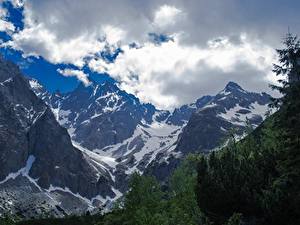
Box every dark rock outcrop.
[175,82,271,154]
[0,57,114,217]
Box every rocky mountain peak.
[225,81,243,89]
[220,81,248,96]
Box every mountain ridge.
[29,76,272,183]
[0,56,273,217]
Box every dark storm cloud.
[170,0,300,46]
[20,0,300,45]
[160,62,275,106]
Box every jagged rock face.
[0,57,115,217]
[166,95,214,126]
[30,79,179,179]
[175,82,271,154]
[40,81,164,150]
[27,108,113,198]
[0,59,45,180]
[175,107,235,154]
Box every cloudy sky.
[0,0,299,109]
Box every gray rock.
[0,57,115,218]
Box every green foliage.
[167,154,206,225]
[118,159,209,225]
[271,33,300,106]
[122,172,166,225]
[96,158,209,225]
[223,213,242,225]
[0,217,15,225]
[124,172,164,212]
[263,33,300,225]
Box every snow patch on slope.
[218,102,268,126]
[29,80,43,90]
[0,155,39,189]
[95,119,183,175]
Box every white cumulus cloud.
[5,2,127,67]
[153,5,183,28]
[7,22,106,67]
[57,68,91,86]
[0,19,15,33]
[0,6,15,34]
[102,25,126,46]
[10,0,24,8]
[89,34,276,109]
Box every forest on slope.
[1,34,300,225]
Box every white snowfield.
[95,119,183,175]
[70,114,183,176]
[218,101,269,127]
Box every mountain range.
[0,57,272,218]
